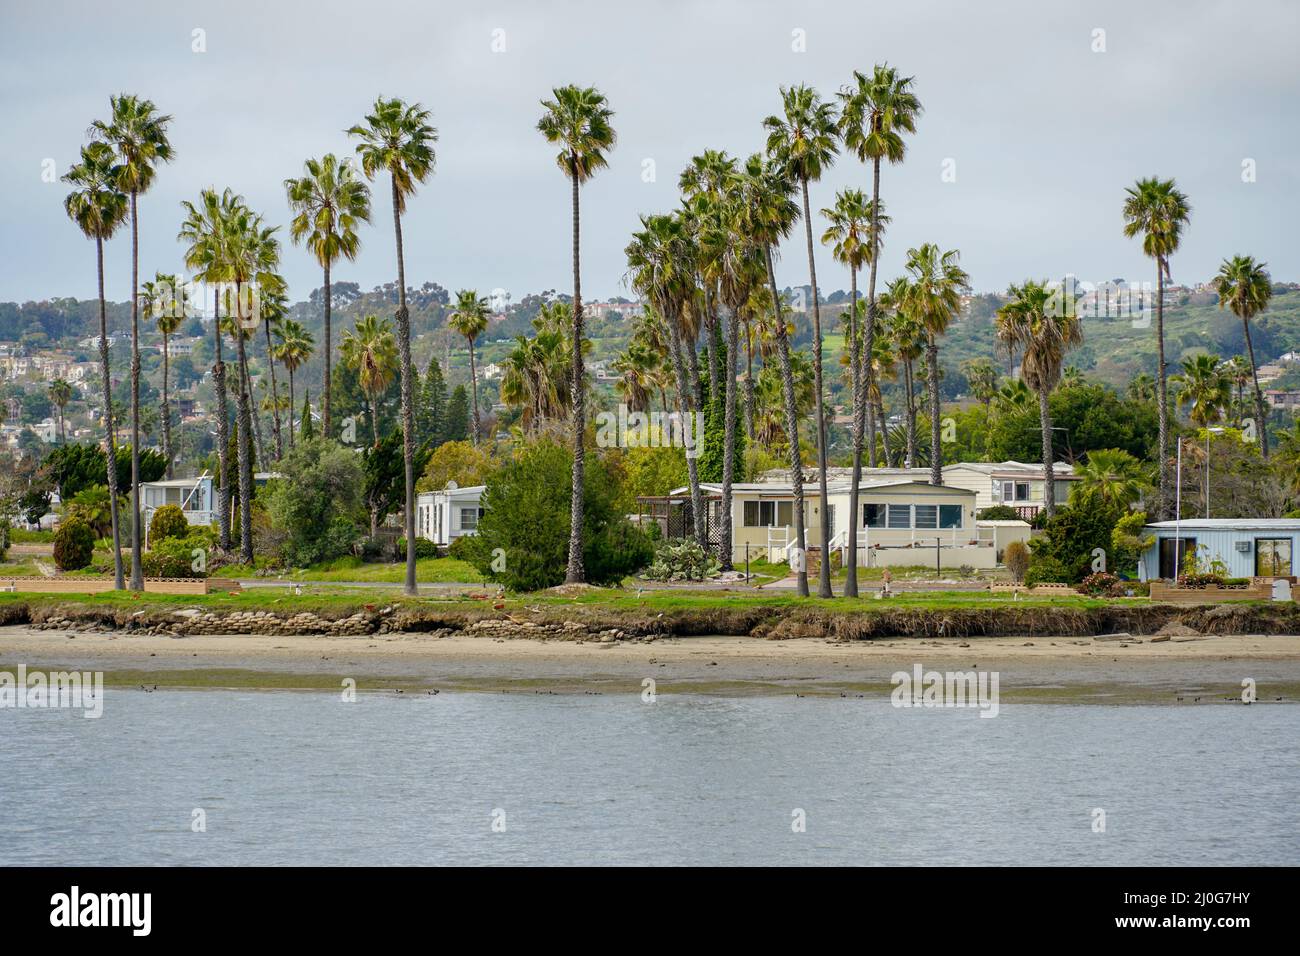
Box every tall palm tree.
[625,213,707,547]
[821,188,886,595]
[995,279,1083,517]
[178,188,238,550]
[284,153,371,439]
[961,357,998,458]
[679,150,737,398]
[48,379,73,444]
[273,319,314,451]
[612,341,657,414]
[63,142,128,588]
[349,97,437,598]
[537,85,617,584]
[764,85,839,597]
[448,290,491,443]
[341,314,398,450]
[223,202,282,563]
[1223,354,1253,423]
[256,284,290,460]
[735,153,809,595]
[91,93,174,589]
[900,244,970,486]
[142,272,184,477]
[1122,177,1192,516]
[1212,255,1273,456]
[1172,354,1232,429]
[839,63,921,467]
[866,322,897,465]
[881,280,923,467]
[1127,372,1157,404]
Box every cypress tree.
[300,390,315,442]
[419,356,448,447]
[444,384,470,443]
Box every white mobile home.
[1139,518,1300,581]
[415,483,485,547]
[140,475,214,531]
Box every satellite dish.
[446,480,458,491]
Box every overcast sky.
[2,0,1297,306]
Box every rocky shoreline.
[7,596,1300,642]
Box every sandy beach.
[3,625,1299,702]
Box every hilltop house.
[415,483,485,547]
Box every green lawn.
[219,555,481,584]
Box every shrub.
[1023,555,1070,587]
[142,534,205,578]
[464,438,653,592]
[1003,540,1030,582]
[447,535,476,563]
[642,538,720,582]
[1176,572,1226,589]
[977,505,1020,521]
[397,537,441,560]
[149,504,190,544]
[1028,500,1123,583]
[52,517,95,571]
[261,438,366,568]
[1077,571,1124,597]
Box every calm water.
[2,690,1297,866]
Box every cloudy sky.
[2,0,1297,305]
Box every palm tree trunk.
[162,331,173,478]
[665,313,706,548]
[564,161,586,584]
[744,326,756,441]
[800,178,833,598]
[903,359,917,467]
[96,237,124,589]
[876,395,892,467]
[468,338,480,444]
[322,261,332,438]
[245,354,267,467]
[213,286,231,551]
[390,175,419,597]
[370,397,381,448]
[845,264,863,597]
[234,325,255,565]
[1242,317,1269,459]
[264,319,282,460]
[287,368,295,451]
[1039,384,1056,518]
[720,305,739,571]
[927,336,944,486]
[128,190,143,590]
[765,246,809,597]
[1154,258,1170,517]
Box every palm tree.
[612,341,657,414]
[349,97,437,598]
[838,63,921,467]
[63,142,128,588]
[764,85,839,597]
[1223,355,1253,423]
[880,280,920,467]
[284,153,371,439]
[91,93,174,589]
[256,284,290,459]
[273,319,314,450]
[962,357,998,458]
[1127,372,1157,404]
[142,272,184,476]
[537,85,616,584]
[1123,177,1192,516]
[680,150,737,398]
[900,244,970,486]
[1212,255,1273,456]
[1072,448,1152,510]
[625,213,707,548]
[448,290,491,443]
[341,315,398,450]
[866,318,898,465]
[733,153,810,594]
[1173,354,1232,428]
[178,188,238,551]
[47,379,73,444]
[995,279,1083,517]
[821,188,887,595]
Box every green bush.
[1024,555,1070,587]
[397,536,441,560]
[261,438,366,568]
[462,439,653,592]
[53,517,95,571]
[142,534,206,578]
[1028,500,1123,583]
[642,538,720,582]
[149,504,190,544]
[977,505,1021,521]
